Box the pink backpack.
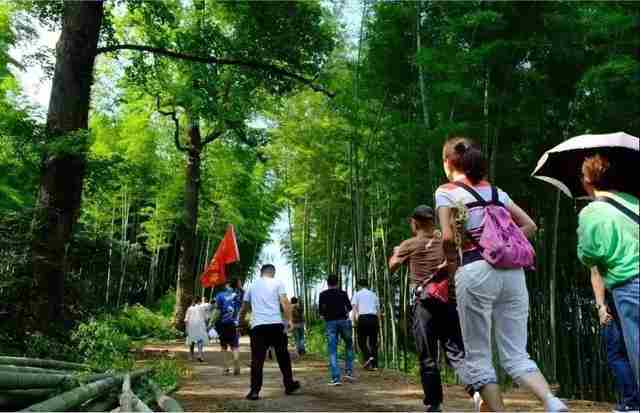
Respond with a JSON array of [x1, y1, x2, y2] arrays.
[[454, 182, 536, 269]]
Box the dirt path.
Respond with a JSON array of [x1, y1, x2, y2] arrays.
[[142, 338, 613, 412]]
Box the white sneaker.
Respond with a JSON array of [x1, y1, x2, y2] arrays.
[[472, 392, 482, 412], [328, 380, 342, 386], [545, 396, 569, 412], [363, 357, 374, 369]]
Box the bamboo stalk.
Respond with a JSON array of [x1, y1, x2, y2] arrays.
[[148, 379, 183, 412], [21, 369, 151, 412], [130, 393, 152, 412], [0, 365, 74, 375], [0, 357, 88, 371], [82, 393, 119, 412], [0, 389, 56, 409], [119, 374, 132, 412], [0, 372, 75, 390]]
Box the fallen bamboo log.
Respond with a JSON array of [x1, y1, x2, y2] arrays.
[[21, 368, 152, 412], [0, 371, 113, 390], [119, 373, 152, 413], [81, 393, 119, 412], [0, 372, 76, 389], [148, 379, 183, 412], [0, 389, 56, 409], [0, 365, 74, 375], [0, 356, 88, 371], [130, 392, 153, 412], [118, 374, 132, 412]]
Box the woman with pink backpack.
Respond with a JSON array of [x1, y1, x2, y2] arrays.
[[436, 137, 568, 412]]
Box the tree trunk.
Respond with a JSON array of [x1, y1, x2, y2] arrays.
[[483, 66, 490, 152], [106, 203, 116, 306], [549, 189, 561, 383], [173, 113, 202, 331], [31, 1, 104, 331], [416, 2, 430, 131]]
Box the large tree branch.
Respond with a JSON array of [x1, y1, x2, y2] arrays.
[[156, 96, 186, 153], [96, 44, 335, 98]]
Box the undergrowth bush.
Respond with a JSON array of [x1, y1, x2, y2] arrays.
[[71, 300, 179, 371], [111, 304, 179, 340], [26, 332, 79, 362], [72, 318, 133, 371], [154, 289, 176, 319], [150, 358, 189, 390]]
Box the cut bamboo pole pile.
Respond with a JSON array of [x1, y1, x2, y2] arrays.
[[21, 368, 152, 412], [0, 353, 182, 412]]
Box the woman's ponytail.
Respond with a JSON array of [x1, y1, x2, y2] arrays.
[[443, 137, 487, 184]]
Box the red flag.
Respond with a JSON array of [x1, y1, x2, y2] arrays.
[[200, 225, 240, 288]]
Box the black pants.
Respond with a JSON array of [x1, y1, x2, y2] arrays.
[[250, 324, 294, 393], [412, 298, 466, 407], [357, 314, 379, 368]]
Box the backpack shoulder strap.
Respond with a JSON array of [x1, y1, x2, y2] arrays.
[[452, 181, 486, 208], [489, 186, 505, 207], [595, 196, 640, 224]]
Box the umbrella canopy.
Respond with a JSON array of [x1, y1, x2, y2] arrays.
[[532, 132, 639, 198]]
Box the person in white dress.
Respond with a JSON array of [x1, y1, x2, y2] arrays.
[[185, 298, 209, 362]]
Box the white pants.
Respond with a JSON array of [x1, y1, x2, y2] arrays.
[[455, 260, 539, 390]]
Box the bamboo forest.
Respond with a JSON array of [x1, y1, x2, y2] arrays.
[[1, 1, 639, 412]]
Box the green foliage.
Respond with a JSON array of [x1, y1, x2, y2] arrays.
[[154, 289, 177, 319], [303, 321, 328, 358], [45, 129, 93, 157], [149, 358, 187, 390], [70, 301, 181, 371], [72, 318, 134, 372], [111, 305, 180, 340], [24, 333, 79, 362]]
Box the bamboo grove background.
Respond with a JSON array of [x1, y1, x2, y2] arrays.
[[269, 1, 638, 402]]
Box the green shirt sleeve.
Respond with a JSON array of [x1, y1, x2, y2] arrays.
[[577, 205, 611, 268]]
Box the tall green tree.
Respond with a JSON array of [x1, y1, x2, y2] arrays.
[[120, 0, 336, 329], [24, 0, 334, 331]]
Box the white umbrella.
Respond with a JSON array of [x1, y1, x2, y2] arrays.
[[532, 132, 639, 198]]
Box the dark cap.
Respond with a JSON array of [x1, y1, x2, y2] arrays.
[[411, 205, 434, 221]]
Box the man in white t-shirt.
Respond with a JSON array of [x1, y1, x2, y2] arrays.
[[238, 264, 300, 401], [352, 279, 381, 370]]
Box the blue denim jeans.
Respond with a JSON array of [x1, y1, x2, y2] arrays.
[[603, 307, 640, 408], [326, 319, 354, 381], [612, 276, 640, 388], [292, 324, 306, 354]]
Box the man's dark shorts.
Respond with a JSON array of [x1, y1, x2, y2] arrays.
[[219, 323, 240, 349]]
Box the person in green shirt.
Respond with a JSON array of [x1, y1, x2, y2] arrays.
[[577, 153, 639, 391]]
